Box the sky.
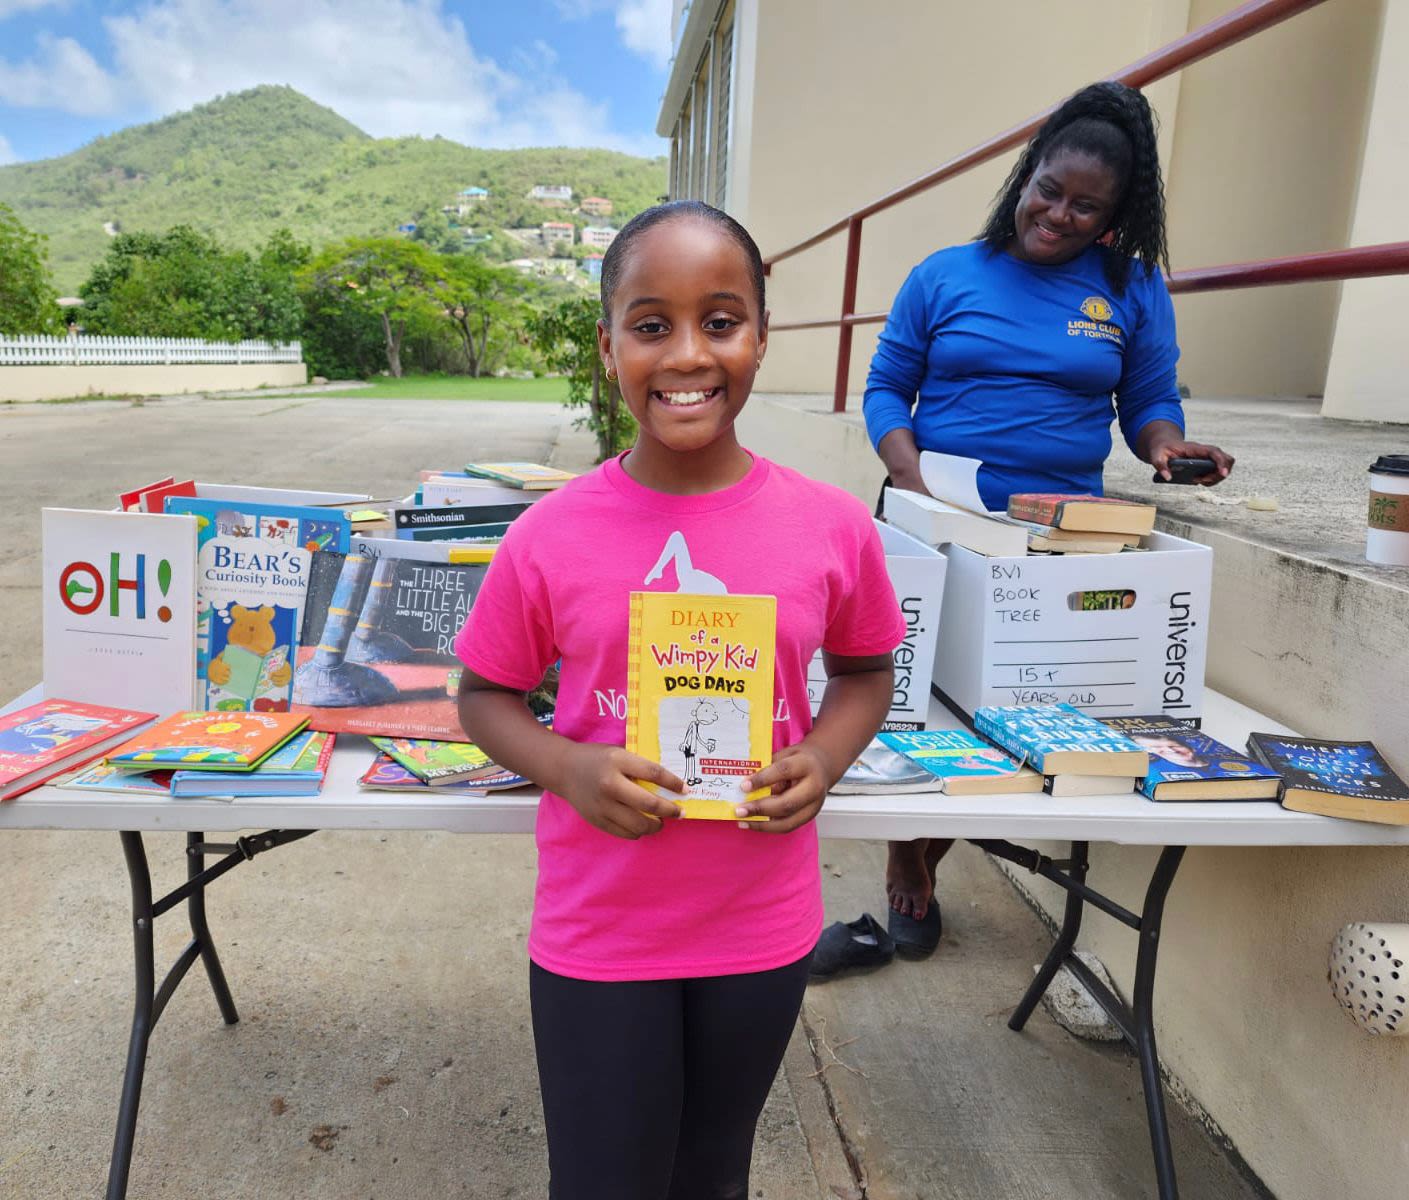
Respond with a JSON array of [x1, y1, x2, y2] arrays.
[[0, 0, 675, 166]]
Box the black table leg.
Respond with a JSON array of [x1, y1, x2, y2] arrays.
[[105, 828, 315, 1200], [971, 838, 1187, 1200]]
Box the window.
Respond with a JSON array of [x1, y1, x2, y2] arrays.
[[666, 1, 736, 208]]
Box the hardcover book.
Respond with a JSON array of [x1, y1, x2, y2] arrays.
[[0, 699, 157, 801], [106, 710, 308, 771], [420, 478, 539, 507], [358, 752, 529, 794], [165, 498, 351, 713], [392, 501, 531, 538], [625, 591, 776, 819], [973, 703, 1148, 777], [1101, 715, 1280, 801], [169, 730, 335, 798], [463, 462, 576, 490], [368, 737, 492, 784], [881, 488, 1028, 557], [118, 477, 174, 512], [42, 508, 199, 716], [1246, 733, 1409, 825], [876, 728, 1043, 795], [1006, 494, 1156, 537], [291, 550, 488, 741], [56, 761, 174, 796]]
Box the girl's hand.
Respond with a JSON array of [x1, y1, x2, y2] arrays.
[[561, 743, 685, 840], [735, 744, 833, 833]]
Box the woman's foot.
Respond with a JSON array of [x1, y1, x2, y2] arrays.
[[885, 838, 933, 919]]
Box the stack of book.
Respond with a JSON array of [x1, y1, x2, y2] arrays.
[[974, 703, 1148, 796], [359, 737, 529, 796], [1006, 494, 1155, 555]]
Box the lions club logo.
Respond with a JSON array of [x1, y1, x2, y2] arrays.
[[1080, 296, 1113, 322]]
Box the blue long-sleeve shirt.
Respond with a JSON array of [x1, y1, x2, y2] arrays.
[[863, 241, 1184, 511]]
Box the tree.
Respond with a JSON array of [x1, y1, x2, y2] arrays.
[[78, 225, 304, 341], [436, 256, 532, 377], [301, 237, 443, 377], [532, 294, 635, 461], [0, 203, 62, 335]]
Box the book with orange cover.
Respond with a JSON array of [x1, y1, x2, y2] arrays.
[[1007, 494, 1156, 537], [624, 591, 776, 820], [106, 710, 308, 772]]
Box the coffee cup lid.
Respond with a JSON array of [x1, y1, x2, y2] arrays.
[[1369, 455, 1409, 476]]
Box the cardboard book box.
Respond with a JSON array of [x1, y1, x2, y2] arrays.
[[933, 530, 1212, 722], [808, 521, 947, 731]]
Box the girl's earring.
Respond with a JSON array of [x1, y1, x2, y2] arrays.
[[605, 365, 617, 381]]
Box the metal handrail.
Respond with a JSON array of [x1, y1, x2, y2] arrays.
[[759, 0, 1345, 411]]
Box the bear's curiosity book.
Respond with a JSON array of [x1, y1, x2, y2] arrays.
[[625, 592, 776, 820], [165, 498, 350, 712]]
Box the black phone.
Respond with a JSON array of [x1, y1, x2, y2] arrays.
[[1153, 457, 1216, 485]]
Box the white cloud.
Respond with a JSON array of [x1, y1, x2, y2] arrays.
[[613, 0, 671, 71], [0, 132, 16, 164], [0, 0, 667, 153], [0, 31, 120, 114]]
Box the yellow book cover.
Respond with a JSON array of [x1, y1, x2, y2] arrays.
[[626, 592, 777, 820]]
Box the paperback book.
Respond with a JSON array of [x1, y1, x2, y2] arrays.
[[42, 508, 199, 716], [291, 550, 487, 741], [881, 488, 1028, 557], [0, 698, 157, 801], [625, 591, 776, 819], [876, 728, 1043, 795], [106, 710, 308, 771], [165, 497, 350, 713], [358, 753, 529, 794], [464, 462, 575, 490], [1101, 715, 1280, 801], [973, 703, 1148, 777], [368, 736, 491, 785], [56, 761, 174, 796], [1246, 733, 1409, 825], [169, 729, 335, 798], [832, 741, 936, 795]]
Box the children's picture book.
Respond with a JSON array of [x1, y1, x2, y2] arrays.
[[291, 550, 487, 741], [973, 703, 1148, 777], [1006, 494, 1157, 537], [139, 479, 196, 513], [369, 736, 491, 784], [169, 729, 335, 798], [56, 761, 174, 796], [876, 729, 1043, 795], [1246, 733, 1409, 825], [463, 462, 576, 490], [625, 591, 776, 819], [42, 508, 199, 716], [1100, 715, 1280, 801], [165, 497, 351, 713], [831, 740, 937, 795], [421, 478, 539, 508], [118, 477, 173, 512], [0, 698, 157, 801], [358, 752, 529, 795], [106, 710, 308, 771]]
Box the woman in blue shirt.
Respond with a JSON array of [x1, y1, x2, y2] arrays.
[[862, 82, 1234, 960]]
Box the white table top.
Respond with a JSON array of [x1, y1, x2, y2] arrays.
[[4, 687, 1408, 846]]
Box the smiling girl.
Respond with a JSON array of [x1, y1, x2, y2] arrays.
[[454, 200, 905, 1200]]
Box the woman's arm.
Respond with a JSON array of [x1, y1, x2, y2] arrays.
[[864, 266, 932, 473], [1136, 419, 1235, 485], [734, 651, 894, 833], [457, 669, 684, 840], [876, 428, 929, 496]]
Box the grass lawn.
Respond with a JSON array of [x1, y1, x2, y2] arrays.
[[307, 374, 571, 402]]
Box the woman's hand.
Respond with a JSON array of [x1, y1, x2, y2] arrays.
[[560, 743, 684, 840], [734, 743, 834, 834], [1148, 436, 1235, 485]]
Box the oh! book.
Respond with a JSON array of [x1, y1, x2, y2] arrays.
[[625, 592, 776, 819]]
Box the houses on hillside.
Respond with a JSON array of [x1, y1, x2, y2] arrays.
[[581, 196, 614, 217], [581, 226, 617, 251], [528, 184, 574, 206]]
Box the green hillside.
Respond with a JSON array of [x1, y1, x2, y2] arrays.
[[0, 85, 667, 291]]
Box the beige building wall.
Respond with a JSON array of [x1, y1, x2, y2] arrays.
[[1322, 0, 1409, 421], [0, 363, 307, 402]]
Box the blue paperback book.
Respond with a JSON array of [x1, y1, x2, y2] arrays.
[[876, 729, 1042, 794], [973, 703, 1147, 777], [1100, 716, 1280, 801], [1246, 733, 1409, 825], [165, 498, 351, 712]]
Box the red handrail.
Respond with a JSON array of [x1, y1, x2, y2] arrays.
[[759, 0, 1343, 412]]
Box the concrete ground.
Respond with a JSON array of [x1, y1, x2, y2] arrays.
[[0, 390, 1271, 1199]]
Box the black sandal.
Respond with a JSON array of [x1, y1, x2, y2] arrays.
[[887, 902, 942, 959], [808, 913, 896, 980]]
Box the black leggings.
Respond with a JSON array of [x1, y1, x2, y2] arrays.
[[529, 953, 812, 1200]]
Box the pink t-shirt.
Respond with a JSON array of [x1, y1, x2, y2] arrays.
[[454, 452, 906, 981]]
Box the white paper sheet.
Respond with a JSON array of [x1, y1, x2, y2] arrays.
[[918, 451, 988, 513]]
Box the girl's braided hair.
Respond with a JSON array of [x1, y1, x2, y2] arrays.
[[978, 81, 1168, 294]]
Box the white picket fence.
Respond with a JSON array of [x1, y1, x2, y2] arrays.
[[0, 335, 303, 366]]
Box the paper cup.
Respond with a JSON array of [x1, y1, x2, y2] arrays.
[[1367, 455, 1409, 567]]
